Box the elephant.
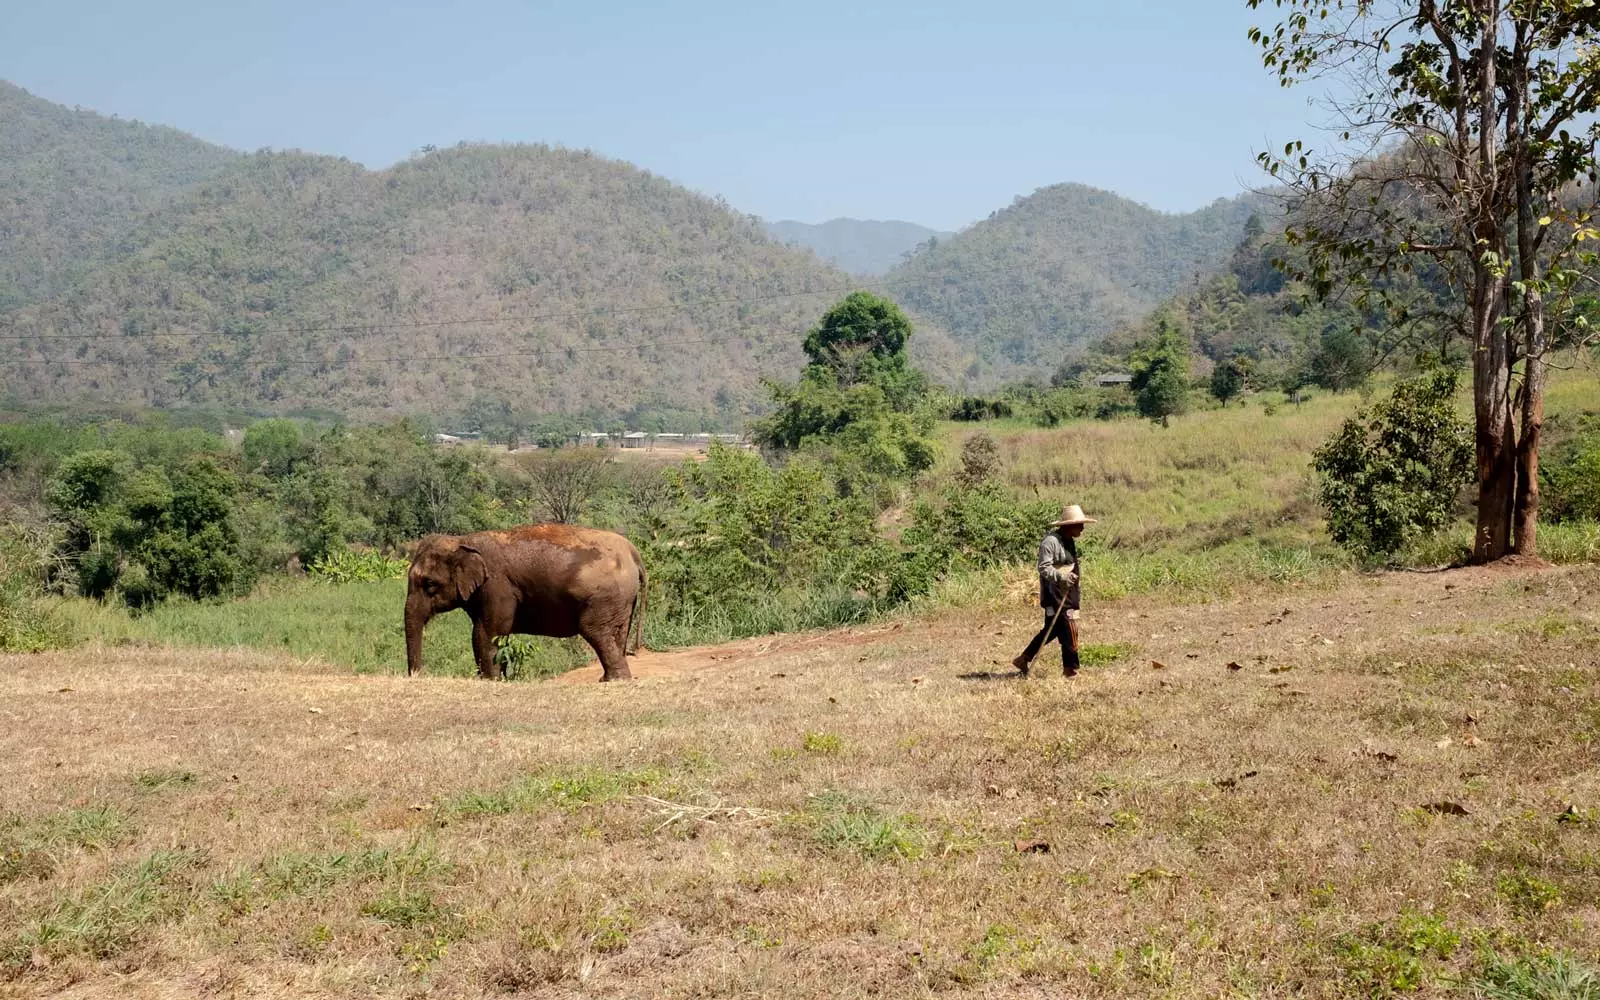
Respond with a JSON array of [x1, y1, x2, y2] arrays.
[[404, 524, 646, 682]]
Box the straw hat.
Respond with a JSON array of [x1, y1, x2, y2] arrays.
[[1051, 504, 1097, 527]]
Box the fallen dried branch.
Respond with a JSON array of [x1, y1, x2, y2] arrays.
[[631, 795, 784, 833]]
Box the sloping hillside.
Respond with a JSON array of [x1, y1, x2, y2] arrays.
[[0, 81, 241, 313], [766, 218, 954, 275], [2, 138, 966, 420], [885, 183, 1263, 384]]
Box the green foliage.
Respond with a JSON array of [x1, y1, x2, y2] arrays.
[[0, 524, 67, 652], [1542, 432, 1600, 524], [1210, 356, 1248, 406], [1129, 315, 1191, 427], [897, 481, 1055, 601], [1472, 952, 1600, 1000], [643, 445, 894, 616], [949, 396, 1013, 421], [755, 293, 936, 484], [1332, 910, 1460, 997], [240, 419, 306, 478], [801, 291, 917, 396], [1313, 369, 1473, 560], [306, 548, 408, 584], [887, 182, 1262, 383], [1307, 325, 1371, 392], [45, 447, 249, 605]]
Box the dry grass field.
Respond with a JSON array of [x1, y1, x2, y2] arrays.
[[4, 561, 1598, 998]]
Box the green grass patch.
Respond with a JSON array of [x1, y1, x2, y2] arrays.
[[52, 577, 593, 679], [804, 793, 926, 860], [1330, 910, 1461, 997], [801, 731, 843, 755], [134, 768, 196, 791], [1471, 952, 1600, 999], [436, 767, 662, 823], [1080, 641, 1139, 667], [4, 848, 204, 969], [0, 805, 132, 884], [211, 842, 448, 913]]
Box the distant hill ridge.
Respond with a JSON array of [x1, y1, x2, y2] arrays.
[[2, 81, 1261, 417], [883, 183, 1265, 384], [765, 218, 955, 276], [0, 81, 241, 312]]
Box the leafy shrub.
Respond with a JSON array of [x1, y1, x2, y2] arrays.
[[955, 433, 1001, 489], [1542, 432, 1600, 523], [307, 548, 409, 584], [1313, 369, 1473, 560], [896, 482, 1055, 600], [0, 525, 68, 652], [950, 396, 1013, 421]]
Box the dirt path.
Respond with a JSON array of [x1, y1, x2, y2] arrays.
[[551, 619, 912, 683], [555, 558, 1574, 685]]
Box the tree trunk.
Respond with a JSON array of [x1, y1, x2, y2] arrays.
[[1514, 342, 1545, 555], [1469, 4, 1516, 565], [1509, 21, 1546, 558]]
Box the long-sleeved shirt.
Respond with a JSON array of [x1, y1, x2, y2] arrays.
[[1037, 529, 1080, 611]]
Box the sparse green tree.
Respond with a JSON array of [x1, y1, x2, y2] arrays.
[[1210, 356, 1249, 407], [1307, 326, 1369, 393], [1129, 316, 1190, 427], [755, 293, 935, 484], [241, 419, 306, 478], [1249, 0, 1600, 560]]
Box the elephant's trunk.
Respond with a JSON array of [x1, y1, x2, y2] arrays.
[[405, 593, 431, 676]]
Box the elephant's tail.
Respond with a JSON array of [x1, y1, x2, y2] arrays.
[[628, 550, 647, 655]]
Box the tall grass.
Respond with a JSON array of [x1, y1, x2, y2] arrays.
[[50, 578, 590, 680], [936, 391, 1358, 556]]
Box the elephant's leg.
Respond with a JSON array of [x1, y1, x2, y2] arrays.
[[583, 624, 632, 682], [472, 616, 504, 680]]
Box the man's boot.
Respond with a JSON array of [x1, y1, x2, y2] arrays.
[[1011, 654, 1031, 677], [1063, 619, 1081, 677]]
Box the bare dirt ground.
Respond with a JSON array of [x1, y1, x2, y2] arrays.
[[2, 562, 1597, 998]]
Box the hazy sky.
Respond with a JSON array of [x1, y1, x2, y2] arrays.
[[3, 0, 1324, 230]]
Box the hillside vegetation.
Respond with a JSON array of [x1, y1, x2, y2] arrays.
[[5, 141, 972, 421], [0, 86, 981, 422], [765, 218, 954, 276], [0, 81, 239, 313], [884, 184, 1264, 385]]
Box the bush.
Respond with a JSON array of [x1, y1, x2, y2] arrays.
[[895, 482, 1055, 601], [307, 548, 409, 584], [1312, 368, 1473, 561], [0, 529, 67, 652], [1542, 432, 1600, 523]]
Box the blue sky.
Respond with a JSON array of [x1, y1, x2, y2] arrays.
[[3, 0, 1322, 230]]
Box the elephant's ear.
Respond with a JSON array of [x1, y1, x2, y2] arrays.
[[453, 545, 488, 602]]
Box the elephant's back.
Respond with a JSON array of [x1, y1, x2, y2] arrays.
[[482, 524, 640, 600]]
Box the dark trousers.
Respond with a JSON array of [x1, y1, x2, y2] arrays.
[[1020, 610, 1080, 673]]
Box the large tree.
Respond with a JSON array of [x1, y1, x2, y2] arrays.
[[1249, 0, 1600, 561]]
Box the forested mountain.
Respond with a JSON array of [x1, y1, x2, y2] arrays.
[[0, 81, 241, 313], [1, 89, 971, 422], [883, 183, 1265, 384], [765, 218, 954, 276]]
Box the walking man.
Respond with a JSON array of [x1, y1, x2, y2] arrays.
[[1012, 504, 1095, 677]]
